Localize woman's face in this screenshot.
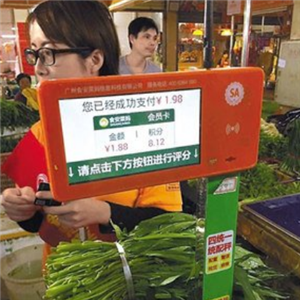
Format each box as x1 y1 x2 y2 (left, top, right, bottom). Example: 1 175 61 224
19 77 31 90
29 21 94 84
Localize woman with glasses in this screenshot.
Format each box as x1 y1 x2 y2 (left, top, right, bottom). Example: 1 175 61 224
2 0 182 263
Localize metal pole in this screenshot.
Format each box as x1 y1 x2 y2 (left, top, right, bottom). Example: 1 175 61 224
203 0 214 69
229 15 235 65
241 0 251 67
261 15 265 34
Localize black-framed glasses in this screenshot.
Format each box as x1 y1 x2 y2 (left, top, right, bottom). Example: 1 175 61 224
24 47 93 66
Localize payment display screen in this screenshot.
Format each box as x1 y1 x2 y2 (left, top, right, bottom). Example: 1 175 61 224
59 89 201 184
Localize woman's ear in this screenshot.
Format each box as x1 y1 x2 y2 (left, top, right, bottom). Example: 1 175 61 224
129 34 135 46
87 49 104 76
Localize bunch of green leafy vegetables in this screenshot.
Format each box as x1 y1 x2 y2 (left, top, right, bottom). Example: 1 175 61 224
1 99 40 153
258 130 288 163
1 99 39 133
234 246 289 300
280 119 300 174
45 213 290 300
239 163 300 201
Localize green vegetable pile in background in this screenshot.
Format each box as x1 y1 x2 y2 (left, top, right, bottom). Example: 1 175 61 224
280 119 300 174
239 163 300 202
258 129 288 163
45 213 290 300
261 100 280 121
0 100 39 132
1 99 39 153
238 116 299 203
188 163 300 204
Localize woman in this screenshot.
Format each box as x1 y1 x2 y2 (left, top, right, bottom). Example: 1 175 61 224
1 0 182 262
14 73 31 105
14 73 39 110
216 50 230 68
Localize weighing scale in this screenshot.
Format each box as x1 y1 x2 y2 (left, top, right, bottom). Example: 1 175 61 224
38 68 264 300
239 193 300 278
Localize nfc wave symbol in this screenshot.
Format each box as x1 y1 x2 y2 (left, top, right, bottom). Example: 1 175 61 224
226 123 240 135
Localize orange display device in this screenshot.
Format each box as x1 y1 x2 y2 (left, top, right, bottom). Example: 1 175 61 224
38 68 263 201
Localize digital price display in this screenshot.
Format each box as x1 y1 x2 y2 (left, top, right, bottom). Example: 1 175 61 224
59 89 201 184
38 68 263 201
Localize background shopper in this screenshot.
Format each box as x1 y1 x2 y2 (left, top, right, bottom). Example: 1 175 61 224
216 49 230 68
119 17 161 74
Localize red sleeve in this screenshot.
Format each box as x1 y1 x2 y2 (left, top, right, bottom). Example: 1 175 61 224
1 130 48 191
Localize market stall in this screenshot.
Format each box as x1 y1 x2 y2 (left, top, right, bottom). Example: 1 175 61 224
1 1 299 299
34 68 264 299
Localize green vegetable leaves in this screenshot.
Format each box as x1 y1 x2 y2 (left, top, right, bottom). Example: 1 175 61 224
45 213 202 300
239 163 300 201
44 213 290 300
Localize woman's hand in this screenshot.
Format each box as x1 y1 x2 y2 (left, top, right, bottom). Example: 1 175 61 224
1 187 39 222
43 198 111 229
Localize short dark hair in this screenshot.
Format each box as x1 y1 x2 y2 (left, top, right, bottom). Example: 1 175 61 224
27 0 120 76
16 73 31 85
128 17 159 48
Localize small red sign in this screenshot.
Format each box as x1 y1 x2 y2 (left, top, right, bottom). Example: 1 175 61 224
17 22 34 75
